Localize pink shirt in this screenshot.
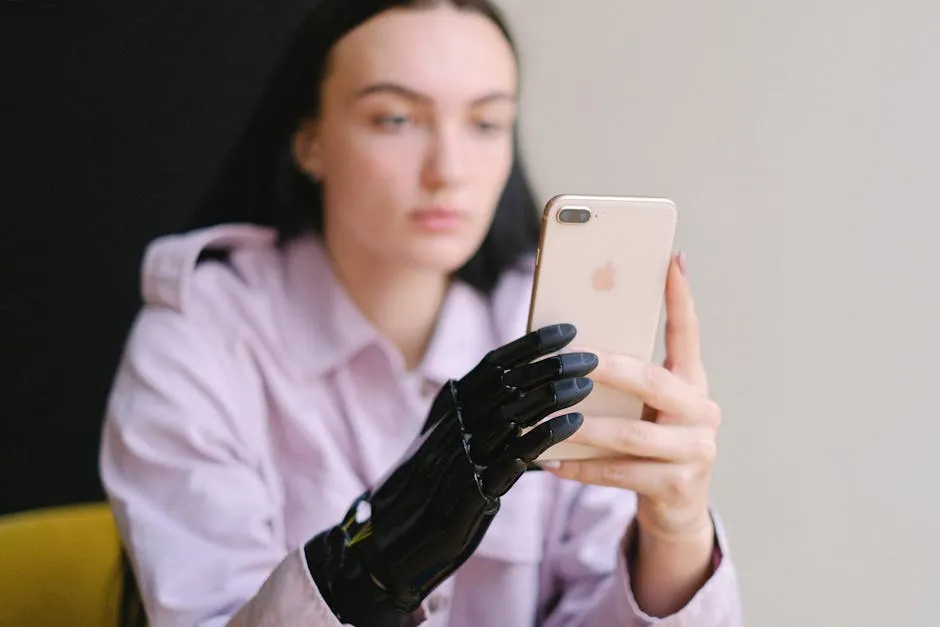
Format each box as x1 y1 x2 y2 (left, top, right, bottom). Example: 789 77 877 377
99 224 742 627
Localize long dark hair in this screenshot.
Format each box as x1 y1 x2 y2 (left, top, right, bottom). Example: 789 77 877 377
187 0 541 295
120 2 538 625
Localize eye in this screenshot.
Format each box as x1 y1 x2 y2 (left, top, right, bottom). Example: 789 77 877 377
473 119 510 135
373 114 411 131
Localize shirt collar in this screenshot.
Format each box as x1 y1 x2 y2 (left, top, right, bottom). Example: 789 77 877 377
280 234 500 386
418 281 499 387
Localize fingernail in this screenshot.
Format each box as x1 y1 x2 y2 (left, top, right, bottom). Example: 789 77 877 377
676 251 688 276
540 460 562 470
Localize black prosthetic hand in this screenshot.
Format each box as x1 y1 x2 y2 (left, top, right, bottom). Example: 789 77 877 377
303 323 596 627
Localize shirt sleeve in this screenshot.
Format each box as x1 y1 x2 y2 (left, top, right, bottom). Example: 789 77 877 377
99 301 344 627
539 482 743 627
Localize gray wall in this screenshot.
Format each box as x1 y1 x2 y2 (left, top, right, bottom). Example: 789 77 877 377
498 1 940 624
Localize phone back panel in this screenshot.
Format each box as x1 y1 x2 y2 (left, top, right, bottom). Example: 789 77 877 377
527 195 678 460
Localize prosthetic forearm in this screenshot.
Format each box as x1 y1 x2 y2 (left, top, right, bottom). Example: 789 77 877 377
303 324 596 627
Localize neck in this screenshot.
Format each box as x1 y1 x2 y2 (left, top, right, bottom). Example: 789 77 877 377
324 237 449 371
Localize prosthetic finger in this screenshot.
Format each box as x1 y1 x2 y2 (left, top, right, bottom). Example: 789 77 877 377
480 412 582 496
465 377 592 463
483 323 577 369
504 377 593 429
503 352 598 391
509 412 583 461
461 375 579 435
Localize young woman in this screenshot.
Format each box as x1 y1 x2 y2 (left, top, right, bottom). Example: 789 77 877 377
100 1 742 625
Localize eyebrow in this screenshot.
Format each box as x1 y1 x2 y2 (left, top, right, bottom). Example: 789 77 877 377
353 82 516 106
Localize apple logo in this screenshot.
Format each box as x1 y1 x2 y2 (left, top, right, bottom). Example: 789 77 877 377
591 261 616 292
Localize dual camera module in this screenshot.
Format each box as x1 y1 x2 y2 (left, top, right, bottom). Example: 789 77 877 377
557 207 593 224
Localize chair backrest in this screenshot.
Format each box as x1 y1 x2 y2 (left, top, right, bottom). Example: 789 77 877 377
0 503 122 627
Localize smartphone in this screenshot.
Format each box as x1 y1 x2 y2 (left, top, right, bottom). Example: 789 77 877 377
526 194 678 461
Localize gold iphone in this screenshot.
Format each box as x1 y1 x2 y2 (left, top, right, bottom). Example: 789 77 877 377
527 194 678 461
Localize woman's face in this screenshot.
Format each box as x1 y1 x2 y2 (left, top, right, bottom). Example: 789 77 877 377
293 5 519 274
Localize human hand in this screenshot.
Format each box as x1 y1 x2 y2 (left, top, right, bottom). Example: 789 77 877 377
546 253 720 540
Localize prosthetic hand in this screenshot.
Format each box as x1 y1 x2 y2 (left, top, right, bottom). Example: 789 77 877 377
303 323 596 627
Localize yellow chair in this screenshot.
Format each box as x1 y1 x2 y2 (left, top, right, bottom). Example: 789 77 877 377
0 503 123 627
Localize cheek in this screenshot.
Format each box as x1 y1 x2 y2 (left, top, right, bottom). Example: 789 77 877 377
358 144 418 190
475 140 515 206
322 134 422 222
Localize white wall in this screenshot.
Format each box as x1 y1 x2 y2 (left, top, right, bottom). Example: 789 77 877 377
497 1 940 624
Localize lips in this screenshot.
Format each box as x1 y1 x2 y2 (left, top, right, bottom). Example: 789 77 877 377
410 206 464 233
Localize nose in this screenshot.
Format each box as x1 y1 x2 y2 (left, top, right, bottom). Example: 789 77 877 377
421 123 466 192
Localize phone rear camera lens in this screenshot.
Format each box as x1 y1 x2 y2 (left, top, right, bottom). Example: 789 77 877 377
558 208 591 224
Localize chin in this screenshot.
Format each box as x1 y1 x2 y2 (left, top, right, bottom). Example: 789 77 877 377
406 238 481 275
